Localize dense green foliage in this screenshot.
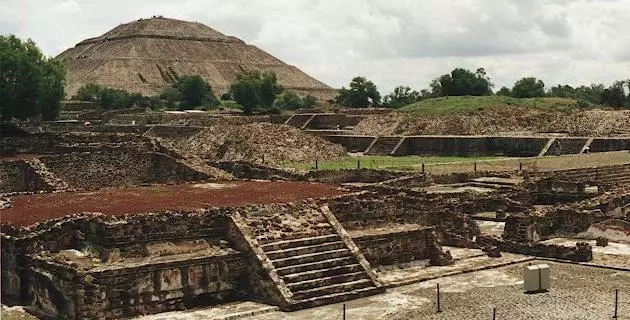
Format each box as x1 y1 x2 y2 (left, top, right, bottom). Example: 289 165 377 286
430 68 493 97
274 92 317 110
335 77 381 108
74 83 154 109
230 71 282 114
383 86 422 108
512 77 546 98
169 75 219 109
0 35 65 121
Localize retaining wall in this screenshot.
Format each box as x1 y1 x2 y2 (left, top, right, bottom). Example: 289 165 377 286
39 150 208 190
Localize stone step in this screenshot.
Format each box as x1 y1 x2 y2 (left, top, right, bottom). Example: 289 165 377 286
275 257 356 276
287 272 368 292
260 234 340 252
266 241 346 260
282 264 364 284
291 279 374 300
255 228 337 245
271 249 352 268
287 286 383 311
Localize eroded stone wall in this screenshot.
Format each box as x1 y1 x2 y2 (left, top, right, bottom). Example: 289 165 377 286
0 161 51 193
39 150 208 190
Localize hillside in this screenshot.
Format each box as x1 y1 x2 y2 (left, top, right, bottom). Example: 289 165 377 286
353 96 630 136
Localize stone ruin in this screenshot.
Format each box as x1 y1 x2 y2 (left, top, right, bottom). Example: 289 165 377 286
2 129 630 319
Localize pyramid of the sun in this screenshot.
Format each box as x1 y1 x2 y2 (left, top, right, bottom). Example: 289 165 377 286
56 17 336 100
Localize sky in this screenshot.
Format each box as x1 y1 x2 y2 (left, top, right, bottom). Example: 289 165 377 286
2 0 629 93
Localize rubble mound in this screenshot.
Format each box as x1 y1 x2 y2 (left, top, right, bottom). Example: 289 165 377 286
167 123 346 166
353 106 630 136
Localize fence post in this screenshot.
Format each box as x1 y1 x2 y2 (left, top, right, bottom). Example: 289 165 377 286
422 163 425 174
614 289 619 319
357 159 361 169
519 162 523 172
436 283 442 313
474 162 477 172
493 307 496 320
315 159 318 171
343 303 346 320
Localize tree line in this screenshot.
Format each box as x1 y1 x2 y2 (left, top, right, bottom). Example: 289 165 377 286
337 69 630 109
2 34 629 122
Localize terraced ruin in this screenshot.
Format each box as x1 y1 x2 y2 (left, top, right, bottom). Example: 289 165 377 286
2 116 630 319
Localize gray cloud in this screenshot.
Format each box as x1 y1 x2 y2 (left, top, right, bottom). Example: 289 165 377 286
1 0 628 93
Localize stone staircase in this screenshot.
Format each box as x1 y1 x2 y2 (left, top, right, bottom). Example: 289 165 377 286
257 231 381 310
284 114 313 128
235 204 383 311
365 137 404 155
544 138 589 156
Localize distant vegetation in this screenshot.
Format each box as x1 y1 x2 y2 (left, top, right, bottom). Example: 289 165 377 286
0 35 66 122
339 67 630 110
400 96 578 115
73 71 317 114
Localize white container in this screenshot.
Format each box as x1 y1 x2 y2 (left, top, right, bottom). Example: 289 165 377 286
523 264 551 292
538 264 550 291
524 264 540 292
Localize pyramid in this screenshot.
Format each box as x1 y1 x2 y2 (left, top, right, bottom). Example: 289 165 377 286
56 17 337 100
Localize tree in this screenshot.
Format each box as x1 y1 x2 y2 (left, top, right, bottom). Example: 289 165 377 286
230 71 283 114
601 81 628 108
74 83 154 109
512 77 545 98
302 95 317 108
173 75 218 109
430 68 493 97
335 77 381 108
496 87 512 96
274 92 303 110
0 35 66 121
383 86 421 108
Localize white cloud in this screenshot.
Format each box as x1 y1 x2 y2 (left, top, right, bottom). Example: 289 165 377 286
1 0 628 93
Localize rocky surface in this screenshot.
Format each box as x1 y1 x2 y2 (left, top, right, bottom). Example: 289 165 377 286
353 106 630 136
162 123 346 166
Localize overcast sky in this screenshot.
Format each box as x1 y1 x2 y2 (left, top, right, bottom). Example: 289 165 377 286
2 0 629 92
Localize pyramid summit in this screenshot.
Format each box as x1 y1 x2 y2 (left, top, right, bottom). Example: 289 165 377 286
56 16 336 100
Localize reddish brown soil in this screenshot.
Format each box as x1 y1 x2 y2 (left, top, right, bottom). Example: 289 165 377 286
1 181 347 227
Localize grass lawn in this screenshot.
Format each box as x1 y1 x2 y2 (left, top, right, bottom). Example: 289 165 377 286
283 155 499 171
400 96 579 115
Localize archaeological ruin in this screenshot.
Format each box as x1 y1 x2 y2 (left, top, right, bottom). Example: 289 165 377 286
2 113 630 319
55 16 337 100
2 14 630 320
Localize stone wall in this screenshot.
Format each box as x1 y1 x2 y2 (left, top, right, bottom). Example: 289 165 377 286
504 190 630 241
0 161 51 193
109 113 270 126
39 150 209 190
322 135 375 153
305 114 365 130
351 227 435 265
26 251 246 319
307 168 409 184
326 192 480 239
143 125 205 139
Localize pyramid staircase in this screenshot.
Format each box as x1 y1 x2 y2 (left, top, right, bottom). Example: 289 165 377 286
232 206 383 311
364 136 404 155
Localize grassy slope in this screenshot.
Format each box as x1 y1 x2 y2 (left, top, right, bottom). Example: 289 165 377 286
283 155 498 171
399 96 578 115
